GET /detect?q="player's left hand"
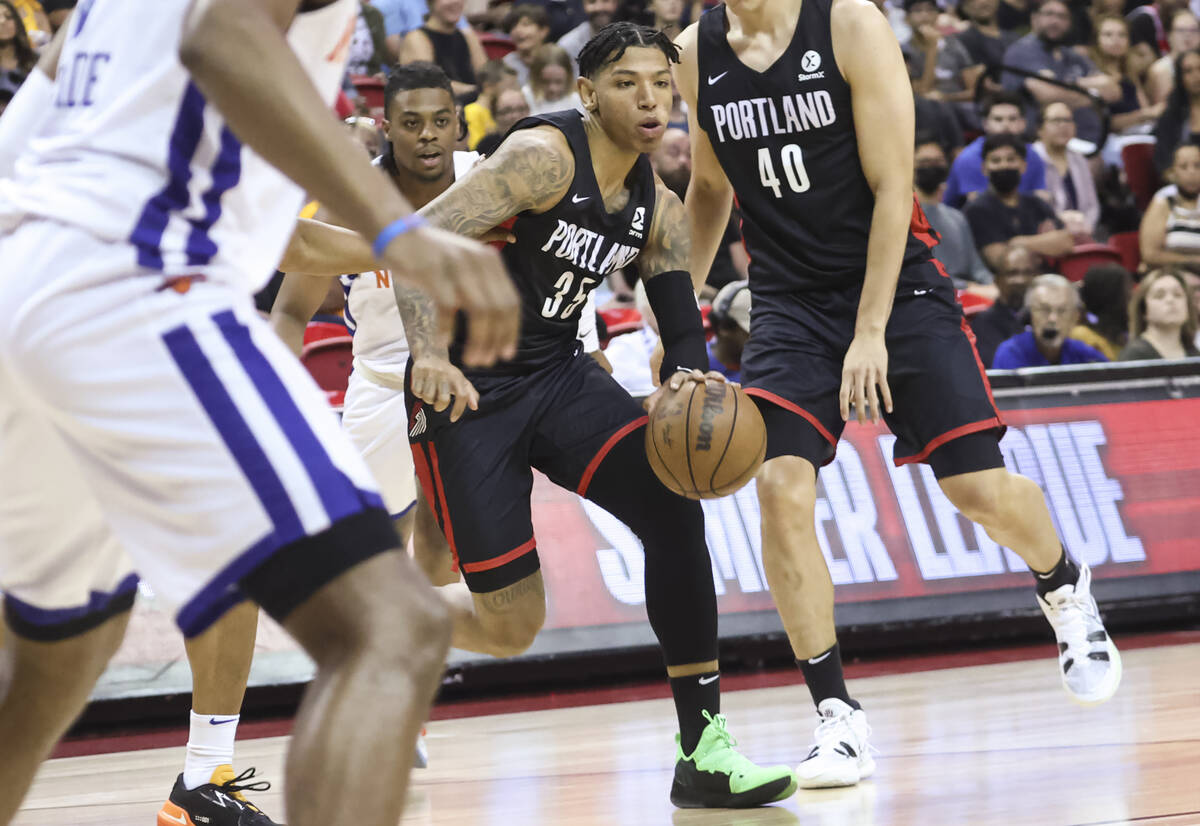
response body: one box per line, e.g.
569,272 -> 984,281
839,334 -> 893,425
411,354 -> 480,422
643,368 -> 733,418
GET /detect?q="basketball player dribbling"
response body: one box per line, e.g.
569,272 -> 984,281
0,2 -> 517,825
400,23 -> 798,808
674,0 -> 1122,789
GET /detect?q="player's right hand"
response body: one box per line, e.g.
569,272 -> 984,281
382,225 -> 519,367
410,353 -> 480,423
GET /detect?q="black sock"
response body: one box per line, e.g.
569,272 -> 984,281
1033,548 -> 1080,596
796,642 -> 860,710
669,671 -> 720,755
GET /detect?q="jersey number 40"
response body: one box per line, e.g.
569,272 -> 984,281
758,144 -> 811,199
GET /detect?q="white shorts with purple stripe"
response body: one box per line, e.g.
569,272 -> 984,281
0,221 -> 391,639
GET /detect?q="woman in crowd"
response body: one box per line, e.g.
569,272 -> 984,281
1088,16 -> 1162,135
1072,264 -> 1131,360
1140,139 -> 1200,268
1147,10 -> 1200,105
1034,101 -> 1100,239
1119,269 -> 1200,359
0,0 -> 36,100
400,0 -> 488,102
1152,48 -> 1200,172
651,0 -> 686,39
522,44 -> 580,116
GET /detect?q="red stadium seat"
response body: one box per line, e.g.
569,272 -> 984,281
479,33 -> 515,60
1121,142 -> 1160,213
1058,243 -> 1123,282
303,320 -> 351,347
599,306 -> 644,344
956,290 -> 993,317
350,75 -> 386,118
301,336 -> 353,409
1108,230 -> 1141,274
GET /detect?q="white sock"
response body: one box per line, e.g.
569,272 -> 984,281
183,710 -> 239,790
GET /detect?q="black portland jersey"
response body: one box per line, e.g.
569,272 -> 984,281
696,2 -> 939,294
458,109 -> 657,375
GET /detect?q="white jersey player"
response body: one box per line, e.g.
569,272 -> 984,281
0,2 -> 514,824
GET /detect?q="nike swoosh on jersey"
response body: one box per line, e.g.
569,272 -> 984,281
707,72 -> 729,85
572,194 -> 590,204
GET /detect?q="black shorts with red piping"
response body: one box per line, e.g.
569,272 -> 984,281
405,350 -> 647,593
742,264 -> 1006,478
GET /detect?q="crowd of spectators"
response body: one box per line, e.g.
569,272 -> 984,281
3,0 -> 1199,379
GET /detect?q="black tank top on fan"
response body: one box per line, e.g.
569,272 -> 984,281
696,2 -> 938,295
421,26 -> 477,101
454,110 -> 657,376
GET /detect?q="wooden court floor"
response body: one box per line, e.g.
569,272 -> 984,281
14,643 -> 1200,826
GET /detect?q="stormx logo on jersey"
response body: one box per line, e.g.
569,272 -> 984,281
798,50 -> 825,82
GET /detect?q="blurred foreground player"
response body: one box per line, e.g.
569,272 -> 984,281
675,0 -> 1122,788
404,23 -> 797,808
0,1 -> 519,824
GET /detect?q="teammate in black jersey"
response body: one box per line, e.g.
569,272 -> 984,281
675,0 -> 1122,788
399,23 -> 796,808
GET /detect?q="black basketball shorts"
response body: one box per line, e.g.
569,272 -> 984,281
404,351 -> 648,593
741,264 -> 1005,479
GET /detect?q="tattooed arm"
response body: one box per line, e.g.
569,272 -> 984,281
417,127 -> 575,238
396,127 -> 574,418
639,184 -> 692,283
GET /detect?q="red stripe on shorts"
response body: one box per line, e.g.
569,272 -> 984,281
576,415 -> 648,497
460,537 -> 537,574
743,388 -> 837,448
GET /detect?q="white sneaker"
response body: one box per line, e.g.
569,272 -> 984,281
1037,562 -> 1122,706
414,728 -> 428,769
795,698 -> 875,789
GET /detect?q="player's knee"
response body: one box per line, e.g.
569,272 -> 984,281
757,457 -> 817,518
940,472 -> 1009,528
480,598 -> 545,658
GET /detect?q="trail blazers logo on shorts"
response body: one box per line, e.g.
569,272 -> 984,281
409,407 -> 427,439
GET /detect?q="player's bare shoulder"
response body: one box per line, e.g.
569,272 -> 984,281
489,125 -> 577,210
673,22 -> 702,99
830,0 -> 902,74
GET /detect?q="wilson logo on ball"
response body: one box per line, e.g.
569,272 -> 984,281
694,383 -> 727,452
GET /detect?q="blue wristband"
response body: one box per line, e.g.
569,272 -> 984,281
372,214 -> 427,258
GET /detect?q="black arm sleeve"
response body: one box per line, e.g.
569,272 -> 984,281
643,270 -> 709,384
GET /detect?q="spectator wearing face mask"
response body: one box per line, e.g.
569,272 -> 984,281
993,274 -> 1109,367
943,91 -> 1049,207
1140,138 -> 1200,269
971,246 -> 1040,366
914,137 -> 994,295
965,133 -> 1074,271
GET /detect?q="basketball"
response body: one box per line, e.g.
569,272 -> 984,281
645,381 -> 766,500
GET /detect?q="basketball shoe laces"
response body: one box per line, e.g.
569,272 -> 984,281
693,711 -> 759,776
212,767 -> 271,807
1046,585 -> 1101,656
810,707 -> 876,761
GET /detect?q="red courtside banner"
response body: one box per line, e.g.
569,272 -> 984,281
532,398 -> 1200,630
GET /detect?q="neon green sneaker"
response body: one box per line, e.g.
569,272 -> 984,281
670,711 -> 798,808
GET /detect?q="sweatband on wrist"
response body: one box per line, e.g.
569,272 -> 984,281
0,69 -> 53,180
372,214 -> 427,258
644,270 -> 708,384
